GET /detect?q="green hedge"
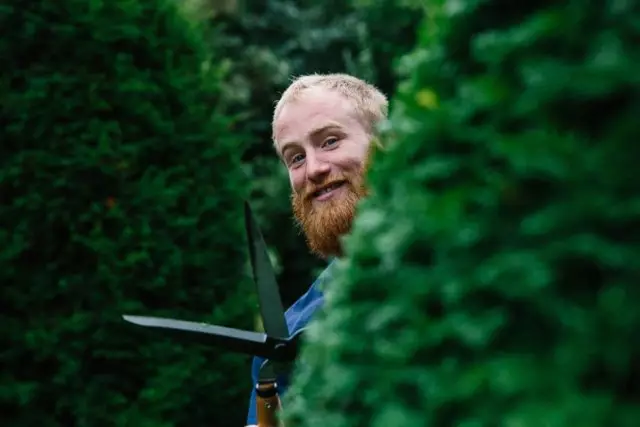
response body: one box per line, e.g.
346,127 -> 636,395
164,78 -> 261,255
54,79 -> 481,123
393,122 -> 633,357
282,0 -> 640,426
0,1 -> 254,426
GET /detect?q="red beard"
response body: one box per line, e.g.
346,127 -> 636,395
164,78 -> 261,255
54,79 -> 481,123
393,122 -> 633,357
291,145 -> 376,259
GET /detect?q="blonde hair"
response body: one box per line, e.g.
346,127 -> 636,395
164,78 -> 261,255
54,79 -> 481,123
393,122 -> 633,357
272,73 -> 388,142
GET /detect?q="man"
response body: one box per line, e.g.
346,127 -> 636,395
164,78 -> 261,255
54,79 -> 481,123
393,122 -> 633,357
245,73 -> 388,426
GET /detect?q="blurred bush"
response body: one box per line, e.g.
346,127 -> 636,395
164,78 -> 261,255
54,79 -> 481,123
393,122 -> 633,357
0,0 -> 256,426
282,0 -> 640,426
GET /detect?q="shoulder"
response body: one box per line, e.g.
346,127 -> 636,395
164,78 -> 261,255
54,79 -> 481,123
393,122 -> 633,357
284,260 -> 336,335
249,261 -> 335,372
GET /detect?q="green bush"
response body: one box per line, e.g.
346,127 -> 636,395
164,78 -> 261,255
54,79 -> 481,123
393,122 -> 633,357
282,1 -> 640,426
0,1 -> 255,426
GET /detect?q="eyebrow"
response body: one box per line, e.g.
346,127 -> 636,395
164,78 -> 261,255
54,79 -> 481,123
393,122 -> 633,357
279,122 -> 344,157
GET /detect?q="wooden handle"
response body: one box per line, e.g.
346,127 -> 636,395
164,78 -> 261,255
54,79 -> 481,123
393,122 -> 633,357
256,381 -> 282,427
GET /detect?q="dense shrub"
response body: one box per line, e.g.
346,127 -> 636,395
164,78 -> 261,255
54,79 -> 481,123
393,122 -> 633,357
0,1 -> 255,426
282,0 -> 640,426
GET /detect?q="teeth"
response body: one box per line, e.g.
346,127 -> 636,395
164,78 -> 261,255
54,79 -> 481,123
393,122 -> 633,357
316,182 -> 342,196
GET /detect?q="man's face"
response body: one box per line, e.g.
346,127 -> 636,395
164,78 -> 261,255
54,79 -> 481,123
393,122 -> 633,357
273,87 -> 373,259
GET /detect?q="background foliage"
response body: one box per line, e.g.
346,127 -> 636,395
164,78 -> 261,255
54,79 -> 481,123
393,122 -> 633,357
1,0 -> 255,426
4,0 -> 636,425
282,0 -> 640,426
1,0 -> 421,424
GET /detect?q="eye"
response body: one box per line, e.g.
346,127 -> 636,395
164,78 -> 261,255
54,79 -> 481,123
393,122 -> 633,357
323,136 -> 339,148
289,152 -> 305,166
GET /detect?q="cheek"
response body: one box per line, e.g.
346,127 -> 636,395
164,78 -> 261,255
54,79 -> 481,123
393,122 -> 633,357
289,169 -> 306,193
335,155 -> 365,172
334,141 -> 370,171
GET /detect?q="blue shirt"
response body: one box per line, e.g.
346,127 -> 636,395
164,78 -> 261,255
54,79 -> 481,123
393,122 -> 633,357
245,261 -> 334,425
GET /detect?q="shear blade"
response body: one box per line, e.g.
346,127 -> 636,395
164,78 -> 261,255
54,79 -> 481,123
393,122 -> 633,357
244,202 -> 289,340
122,314 -> 289,360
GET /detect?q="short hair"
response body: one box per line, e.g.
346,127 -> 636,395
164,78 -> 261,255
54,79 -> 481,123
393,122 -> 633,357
272,73 -> 388,142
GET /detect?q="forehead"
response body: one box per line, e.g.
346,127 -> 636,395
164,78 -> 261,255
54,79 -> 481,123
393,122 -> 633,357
273,88 -> 362,147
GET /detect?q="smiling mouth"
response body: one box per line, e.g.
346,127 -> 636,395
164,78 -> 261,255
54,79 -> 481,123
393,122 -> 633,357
313,181 -> 346,198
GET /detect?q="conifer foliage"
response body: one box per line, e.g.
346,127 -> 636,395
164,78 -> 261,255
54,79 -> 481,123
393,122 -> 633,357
1,0 -> 254,425
283,0 -> 640,426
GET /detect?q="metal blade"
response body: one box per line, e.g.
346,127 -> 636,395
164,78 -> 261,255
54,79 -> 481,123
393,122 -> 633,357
244,201 -> 289,340
122,314 -> 295,361
258,359 -> 278,382
258,359 -> 294,382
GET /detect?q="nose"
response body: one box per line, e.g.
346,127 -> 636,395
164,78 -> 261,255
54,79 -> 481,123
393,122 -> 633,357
305,152 -> 330,183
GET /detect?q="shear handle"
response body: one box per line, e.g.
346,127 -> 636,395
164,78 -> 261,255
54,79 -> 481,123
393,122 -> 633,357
256,380 -> 282,427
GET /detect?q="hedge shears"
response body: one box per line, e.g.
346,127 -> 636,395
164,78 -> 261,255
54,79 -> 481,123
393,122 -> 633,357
122,201 -> 300,427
